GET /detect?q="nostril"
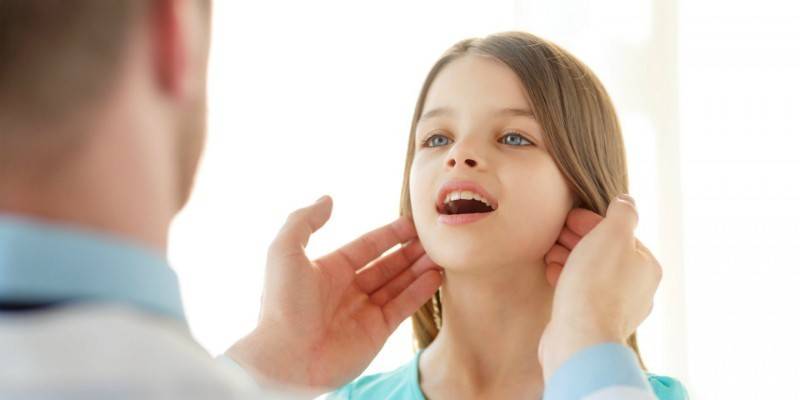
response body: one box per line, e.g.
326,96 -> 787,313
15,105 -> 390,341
448,158 -> 478,167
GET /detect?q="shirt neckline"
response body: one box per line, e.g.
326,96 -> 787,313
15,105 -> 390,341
0,214 -> 186,322
411,350 -> 428,400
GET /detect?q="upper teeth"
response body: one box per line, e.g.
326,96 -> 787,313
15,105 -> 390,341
444,190 -> 495,209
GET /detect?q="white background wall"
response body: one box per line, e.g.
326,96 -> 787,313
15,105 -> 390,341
168,1 -> 800,398
679,1 -> 800,398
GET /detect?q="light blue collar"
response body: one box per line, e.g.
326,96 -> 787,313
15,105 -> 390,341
0,214 -> 185,321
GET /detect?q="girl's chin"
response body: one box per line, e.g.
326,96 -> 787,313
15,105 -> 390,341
429,251 -> 516,272
424,243 -> 546,272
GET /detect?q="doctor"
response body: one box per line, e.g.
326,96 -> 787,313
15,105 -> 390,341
0,1 -> 661,399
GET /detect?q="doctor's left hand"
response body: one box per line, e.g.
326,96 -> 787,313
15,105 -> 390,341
225,196 -> 442,391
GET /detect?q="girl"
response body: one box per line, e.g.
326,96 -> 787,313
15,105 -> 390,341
331,31 -> 687,399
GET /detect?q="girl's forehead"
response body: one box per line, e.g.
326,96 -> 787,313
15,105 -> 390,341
423,55 -> 533,114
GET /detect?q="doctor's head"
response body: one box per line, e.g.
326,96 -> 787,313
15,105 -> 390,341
0,0 -> 212,214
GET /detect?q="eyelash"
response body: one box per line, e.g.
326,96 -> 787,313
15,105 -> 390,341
421,132 -> 535,148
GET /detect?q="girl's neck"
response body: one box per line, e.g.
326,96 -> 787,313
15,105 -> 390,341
419,260 -> 554,399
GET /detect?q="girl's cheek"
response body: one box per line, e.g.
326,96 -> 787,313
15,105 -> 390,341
410,157 -> 435,194
504,178 -> 563,244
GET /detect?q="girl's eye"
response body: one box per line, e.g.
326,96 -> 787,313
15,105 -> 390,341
423,134 -> 453,148
499,132 -> 533,146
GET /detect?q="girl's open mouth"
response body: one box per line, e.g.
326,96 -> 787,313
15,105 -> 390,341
438,197 -> 495,215
435,182 -> 499,225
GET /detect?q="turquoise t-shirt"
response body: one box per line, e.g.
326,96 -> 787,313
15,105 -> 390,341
329,351 -> 688,399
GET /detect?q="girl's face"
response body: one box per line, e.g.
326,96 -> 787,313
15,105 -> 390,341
410,55 -> 575,272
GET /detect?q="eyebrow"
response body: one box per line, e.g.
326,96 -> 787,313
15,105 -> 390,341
418,106 -> 537,121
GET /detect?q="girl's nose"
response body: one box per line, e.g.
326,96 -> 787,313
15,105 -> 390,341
446,137 -> 486,170
447,158 -> 478,168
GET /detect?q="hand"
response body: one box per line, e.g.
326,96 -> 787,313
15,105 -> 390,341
544,206 -> 605,288
226,196 -> 443,390
539,195 -> 662,381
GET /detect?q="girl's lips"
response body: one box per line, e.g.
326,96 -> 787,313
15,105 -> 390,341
438,212 -> 492,225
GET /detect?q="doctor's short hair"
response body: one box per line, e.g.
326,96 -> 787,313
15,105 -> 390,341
0,0 -> 146,121
0,0 -> 209,171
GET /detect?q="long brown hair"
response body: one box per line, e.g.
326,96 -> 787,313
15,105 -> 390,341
399,31 -> 645,368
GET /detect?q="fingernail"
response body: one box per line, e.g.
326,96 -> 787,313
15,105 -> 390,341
617,194 -> 636,207
316,195 -> 328,203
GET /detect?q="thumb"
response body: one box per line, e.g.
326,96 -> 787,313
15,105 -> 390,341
271,195 -> 333,257
603,194 -> 639,234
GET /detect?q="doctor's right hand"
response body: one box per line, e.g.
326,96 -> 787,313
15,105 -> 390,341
225,196 -> 442,392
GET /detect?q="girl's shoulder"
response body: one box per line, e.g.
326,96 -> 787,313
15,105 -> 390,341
326,356 -> 423,400
646,373 -> 690,400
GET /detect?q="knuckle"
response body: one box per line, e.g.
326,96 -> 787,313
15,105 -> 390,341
361,236 -> 382,258
652,262 -> 664,282
286,209 -> 305,223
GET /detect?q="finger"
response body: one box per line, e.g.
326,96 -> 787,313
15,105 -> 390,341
557,227 -> 582,250
565,208 -> 604,236
319,216 -> 417,271
545,262 -> 563,288
382,269 -> 443,331
603,194 -> 639,235
368,254 -> 440,306
544,244 -> 570,266
634,238 -> 651,256
633,240 -> 662,287
355,239 -> 425,293
617,193 -> 637,208
270,196 -> 333,257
